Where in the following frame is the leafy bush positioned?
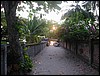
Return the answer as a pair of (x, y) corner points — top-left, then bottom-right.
(19, 53), (33, 72)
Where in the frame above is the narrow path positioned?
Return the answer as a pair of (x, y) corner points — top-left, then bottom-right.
(28, 46), (99, 75)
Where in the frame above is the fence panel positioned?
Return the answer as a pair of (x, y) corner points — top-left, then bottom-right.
(70, 41), (76, 54)
(27, 46), (35, 59)
(66, 41), (70, 50)
(77, 41), (90, 62)
(26, 43), (46, 59)
(63, 42), (66, 48)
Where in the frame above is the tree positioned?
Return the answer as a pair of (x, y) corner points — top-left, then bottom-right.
(1, 1), (62, 74)
(1, 1), (24, 75)
(25, 15), (47, 44)
(60, 1), (99, 41)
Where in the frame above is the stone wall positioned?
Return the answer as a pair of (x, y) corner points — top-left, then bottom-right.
(26, 43), (46, 59)
(77, 41), (90, 61)
(59, 39), (99, 70)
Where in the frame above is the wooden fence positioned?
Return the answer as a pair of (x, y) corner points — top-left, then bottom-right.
(59, 39), (99, 71)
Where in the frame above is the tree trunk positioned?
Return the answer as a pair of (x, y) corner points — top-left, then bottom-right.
(2, 1), (24, 74)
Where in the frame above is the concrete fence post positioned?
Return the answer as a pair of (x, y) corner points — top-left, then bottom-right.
(1, 44), (7, 75)
(75, 40), (78, 55)
(4, 45), (7, 75)
(89, 39), (93, 65)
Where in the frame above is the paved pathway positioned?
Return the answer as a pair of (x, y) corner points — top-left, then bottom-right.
(28, 46), (99, 75)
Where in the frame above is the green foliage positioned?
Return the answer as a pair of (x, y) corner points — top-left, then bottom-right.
(23, 47), (28, 51)
(17, 15), (51, 44)
(19, 53), (33, 72)
(26, 16), (47, 43)
(1, 41), (7, 44)
(1, 11), (7, 38)
(59, 2), (98, 41)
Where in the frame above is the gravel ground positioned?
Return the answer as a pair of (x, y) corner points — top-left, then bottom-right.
(27, 46), (99, 75)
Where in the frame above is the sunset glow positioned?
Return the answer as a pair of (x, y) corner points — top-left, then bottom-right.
(50, 41), (55, 45)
